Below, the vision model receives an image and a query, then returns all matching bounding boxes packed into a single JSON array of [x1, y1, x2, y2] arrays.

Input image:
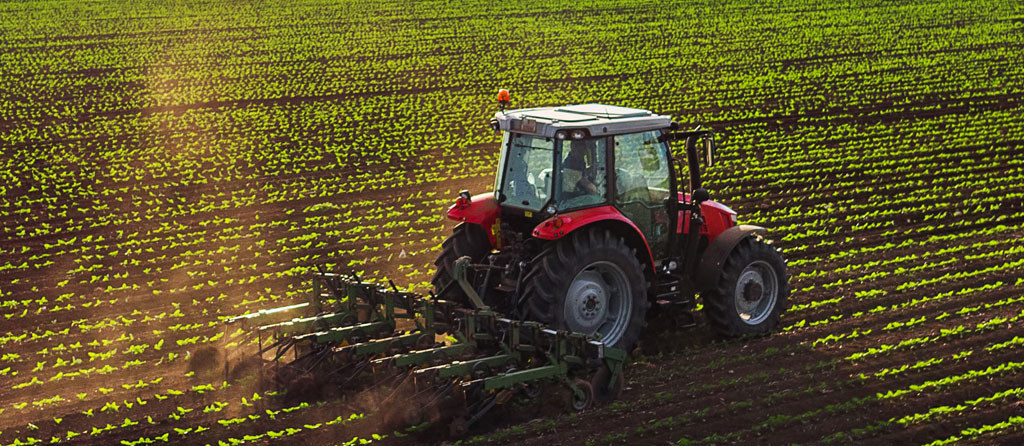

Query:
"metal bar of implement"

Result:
[[468, 364, 565, 391], [298, 320, 395, 344], [257, 312, 351, 335], [311, 268, 324, 314], [314, 265, 350, 305], [225, 302, 311, 326], [347, 332, 423, 356], [598, 342, 627, 362], [452, 257, 488, 309], [415, 352, 519, 378], [376, 342, 473, 368], [433, 277, 458, 301]]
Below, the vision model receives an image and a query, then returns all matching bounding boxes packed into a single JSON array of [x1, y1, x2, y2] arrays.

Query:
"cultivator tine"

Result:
[[462, 390, 505, 431]]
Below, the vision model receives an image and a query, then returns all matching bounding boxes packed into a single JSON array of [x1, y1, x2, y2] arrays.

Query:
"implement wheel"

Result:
[[703, 236, 790, 337], [569, 378, 594, 412], [431, 223, 491, 306], [522, 229, 649, 350]]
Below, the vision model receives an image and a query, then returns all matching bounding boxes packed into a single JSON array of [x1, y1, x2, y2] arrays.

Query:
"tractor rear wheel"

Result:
[[431, 223, 491, 306], [522, 229, 649, 351], [703, 235, 789, 337]]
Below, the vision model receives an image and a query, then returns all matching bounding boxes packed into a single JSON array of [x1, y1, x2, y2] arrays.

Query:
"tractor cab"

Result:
[[489, 103, 692, 261]]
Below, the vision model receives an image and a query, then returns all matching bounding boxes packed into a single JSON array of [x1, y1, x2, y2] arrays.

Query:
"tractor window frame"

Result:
[[494, 132, 556, 213], [552, 136, 612, 213], [611, 130, 672, 207]]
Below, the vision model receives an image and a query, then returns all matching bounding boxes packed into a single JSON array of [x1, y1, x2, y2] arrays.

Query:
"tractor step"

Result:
[[652, 274, 695, 308]]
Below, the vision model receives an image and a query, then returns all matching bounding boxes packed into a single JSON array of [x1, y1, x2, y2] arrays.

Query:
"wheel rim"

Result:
[[733, 260, 778, 325], [563, 261, 632, 346]]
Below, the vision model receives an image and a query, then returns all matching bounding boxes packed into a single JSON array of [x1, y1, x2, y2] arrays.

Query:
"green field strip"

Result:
[[895, 387, 1024, 428], [503, 341, 1024, 446], [687, 345, 1024, 445], [921, 415, 1024, 446], [495, 322, 1023, 446], [86, 389, 372, 446], [784, 278, 1017, 336], [0, 309, 227, 382], [506, 290, 1024, 440], [0, 380, 274, 445], [791, 235, 1024, 284], [578, 307, 1024, 444], [811, 296, 1024, 351], [784, 244, 1024, 318]]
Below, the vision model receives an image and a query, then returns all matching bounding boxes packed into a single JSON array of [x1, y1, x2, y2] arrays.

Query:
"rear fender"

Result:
[[694, 225, 765, 291], [446, 193, 500, 248], [532, 206, 655, 272]]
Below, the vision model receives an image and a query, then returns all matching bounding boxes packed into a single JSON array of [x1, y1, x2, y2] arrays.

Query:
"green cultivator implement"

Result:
[[224, 259, 627, 434]]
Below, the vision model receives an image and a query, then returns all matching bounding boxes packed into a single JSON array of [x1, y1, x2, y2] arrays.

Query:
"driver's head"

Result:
[[568, 139, 593, 159]]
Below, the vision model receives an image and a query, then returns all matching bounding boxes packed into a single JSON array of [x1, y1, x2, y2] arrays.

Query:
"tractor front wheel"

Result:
[[703, 235, 790, 337], [522, 229, 649, 351]]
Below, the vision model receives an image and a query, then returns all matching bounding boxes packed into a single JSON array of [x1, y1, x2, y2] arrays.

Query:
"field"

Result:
[[2, 0, 1024, 444]]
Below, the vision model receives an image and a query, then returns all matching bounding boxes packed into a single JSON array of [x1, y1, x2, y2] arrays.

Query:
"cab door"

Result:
[[612, 130, 672, 260]]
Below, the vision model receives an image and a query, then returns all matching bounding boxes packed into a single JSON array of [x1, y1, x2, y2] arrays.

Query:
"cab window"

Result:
[[554, 137, 608, 210], [614, 130, 670, 204]]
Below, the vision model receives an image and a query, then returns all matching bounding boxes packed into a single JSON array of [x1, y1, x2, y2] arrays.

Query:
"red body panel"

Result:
[[446, 193, 501, 247], [532, 206, 655, 268], [445, 192, 734, 263], [677, 193, 736, 242]]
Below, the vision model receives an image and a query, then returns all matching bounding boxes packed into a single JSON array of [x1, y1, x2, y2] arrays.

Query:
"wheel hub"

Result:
[[566, 272, 608, 332], [563, 262, 633, 346], [733, 260, 779, 325], [742, 279, 764, 303]]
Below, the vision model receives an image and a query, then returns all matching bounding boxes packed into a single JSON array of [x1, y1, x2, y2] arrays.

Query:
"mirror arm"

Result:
[[685, 135, 702, 192]]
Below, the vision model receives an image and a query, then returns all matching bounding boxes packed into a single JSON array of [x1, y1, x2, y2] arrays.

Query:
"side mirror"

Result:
[[692, 188, 710, 204]]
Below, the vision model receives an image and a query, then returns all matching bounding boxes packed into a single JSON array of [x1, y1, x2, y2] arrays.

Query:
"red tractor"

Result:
[[433, 95, 789, 351]]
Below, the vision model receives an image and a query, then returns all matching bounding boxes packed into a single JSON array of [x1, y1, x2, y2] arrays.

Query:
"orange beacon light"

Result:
[[497, 89, 511, 110]]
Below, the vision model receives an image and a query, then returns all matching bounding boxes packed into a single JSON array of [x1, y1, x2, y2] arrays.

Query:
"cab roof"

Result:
[[493, 104, 672, 138]]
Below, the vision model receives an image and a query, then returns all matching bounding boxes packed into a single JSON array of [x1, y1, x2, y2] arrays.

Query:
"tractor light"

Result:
[[571, 129, 586, 140], [555, 130, 568, 140], [552, 216, 564, 228], [545, 205, 557, 215], [455, 190, 472, 209], [498, 89, 511, 111]]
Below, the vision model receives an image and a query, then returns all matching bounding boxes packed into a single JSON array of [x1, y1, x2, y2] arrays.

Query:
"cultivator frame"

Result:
[[224, 260, 626, 432]]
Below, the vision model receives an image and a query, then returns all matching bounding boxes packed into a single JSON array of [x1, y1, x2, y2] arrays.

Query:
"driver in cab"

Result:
[[561, 139, 599, 198]]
